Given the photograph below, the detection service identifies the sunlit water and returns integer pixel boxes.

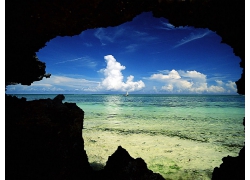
[13,94,245,179]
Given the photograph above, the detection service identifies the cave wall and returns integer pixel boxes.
[5,95,93,179]
[5,1,245,179]
[5,0,245,94]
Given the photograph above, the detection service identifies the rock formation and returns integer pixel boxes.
[5,94,93,180]
[5,95,165,179]
[5,0,245,179]
[99,146,165,180]
[212,146,245,180]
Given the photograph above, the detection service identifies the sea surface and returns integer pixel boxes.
[12,94,245,179]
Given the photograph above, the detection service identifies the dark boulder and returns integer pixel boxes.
[99,146,165,180]
[212,146,245,180]
[5,94,93,180]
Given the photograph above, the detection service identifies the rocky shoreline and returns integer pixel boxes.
[6,94,245,179]
[5,94,165,180]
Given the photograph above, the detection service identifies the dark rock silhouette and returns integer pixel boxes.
[6,95,165,180]
[5,95,93,180]
[53,94,66,103]
[98,146,165,180]
[212,146,245,180]
[5,0,245,179]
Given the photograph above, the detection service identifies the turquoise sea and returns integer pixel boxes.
[12,94,245,179]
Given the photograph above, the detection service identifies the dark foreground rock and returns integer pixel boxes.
[212,118,245,180]
[5,94,93,180]
[6,94,245,179]
[6,94,166,180]
[212,146,245,180]
[96,146,165,180]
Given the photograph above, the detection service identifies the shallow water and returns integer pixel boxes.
[13,94,245,179]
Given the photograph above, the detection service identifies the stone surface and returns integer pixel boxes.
[212,146,245,180]
[5,0,245,179]
[5,94,93,180]
[99,146,165,180]
[5,94,165,179]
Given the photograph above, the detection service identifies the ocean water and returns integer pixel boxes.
[12,94,245,179]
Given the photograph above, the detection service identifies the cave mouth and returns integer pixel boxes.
[6,12,243,95]
[7,11,244,178]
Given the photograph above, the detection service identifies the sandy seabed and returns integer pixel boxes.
[83,128,241,180]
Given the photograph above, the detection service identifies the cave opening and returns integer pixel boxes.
[6,11,245,180]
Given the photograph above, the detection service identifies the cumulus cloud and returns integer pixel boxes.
[162,84,173,91]
[99,55,145,92]
[215,80,224,86]
[226,81,237,92]
[207,85,225,93]
[153,86,158,93]
[149,69,232,94]
[179,70,206,81]
[150,70,181,80]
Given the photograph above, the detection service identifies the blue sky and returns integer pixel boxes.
[6,12,243,94]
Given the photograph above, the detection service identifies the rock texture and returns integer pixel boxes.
[212,147,245,180]
[5,94,165,180]
[97,146,165,180]
[5,0,244,94]
[5,0,245,179]
[5,94,93,180]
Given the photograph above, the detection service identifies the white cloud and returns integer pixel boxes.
[55,57,86,64]
[226,81,237,92]
[55,56,97,68]
[160,21,192,31]
[83,43,93,47]
[176,79,194,89]
[162,84,173,91]
[179,70,206,81]
[7,55,145,93]
[153,86,158,93]
[174,30,211,48]
[215,80,224,86]
[99,55,145,92]
[6,75,100,93]
[94,28,124,45]
[161,21,175,30]
[134,31,148,36]
[150,70,181,80]
[125,44,138,53]
[149,69,232,94]
[207,85,225,93]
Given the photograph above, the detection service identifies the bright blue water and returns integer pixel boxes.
[12,94,245,148]
[10,94,245,179]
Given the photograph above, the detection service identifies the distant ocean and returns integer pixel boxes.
[12,93,245,147]
[11,94,245,179]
